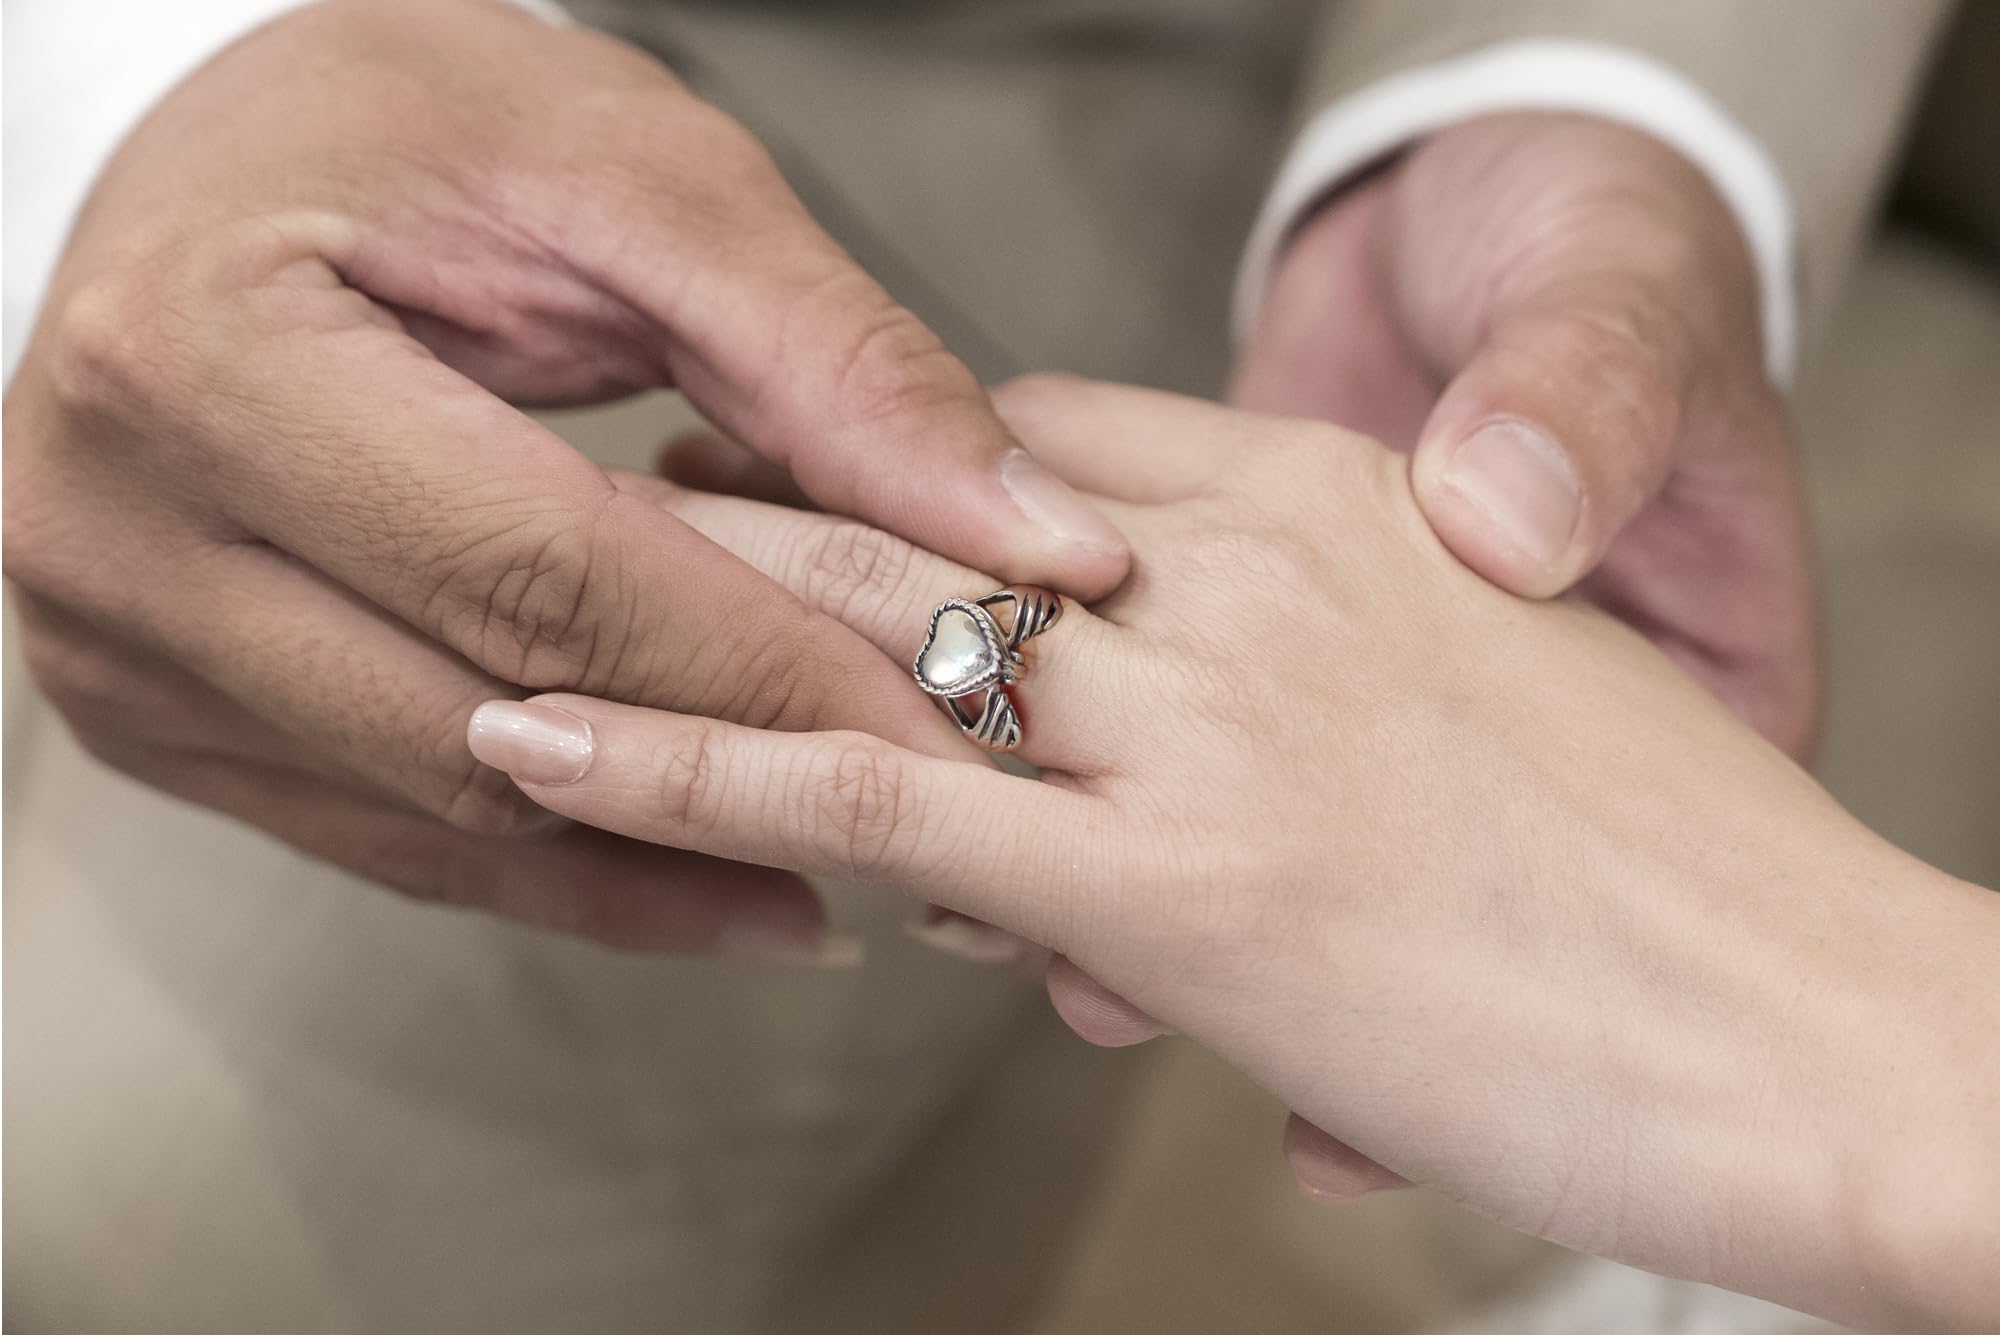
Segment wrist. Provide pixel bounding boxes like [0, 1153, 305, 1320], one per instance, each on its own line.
[1825, 855, 2000, 1333]
[1457, 753, 1992, 1332]
[1711, 829, 2000, 1332]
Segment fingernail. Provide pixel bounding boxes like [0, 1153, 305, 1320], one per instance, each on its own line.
[1291, 1165, 1370, 1203]
[905, 914, 1026, 965]
[713, 921, 867, 969]
[999, 449, 1125, 554]
[1434, 418, 1580, 574]
[466, 701, 593, 786]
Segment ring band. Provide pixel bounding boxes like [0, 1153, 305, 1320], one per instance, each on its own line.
[912, 585, 1062, 751]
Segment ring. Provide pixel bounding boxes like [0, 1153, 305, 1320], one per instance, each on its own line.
[912, 585, 1062, 752]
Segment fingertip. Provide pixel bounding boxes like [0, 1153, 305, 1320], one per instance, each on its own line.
[996, 448, 1132, 596]
[1014, 538, 1131, 604]
[1045, 953, 1170, 1047]
[1282, 1114, 1408, 1202]
[466, 698, 595, 786]
[906, 910, 1029, 965]
[1412, 415, 1584, 599]
[1414, 296, 1697, 602]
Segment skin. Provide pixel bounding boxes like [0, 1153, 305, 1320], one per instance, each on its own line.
[1, 0, 1127, 959]
[468, 377, 1999, 1335]
[1234, 112, 1819, 754]
[6, 5, 1855, 1295]
[661, 111, 1826, 1194]
[1231, 110, 1823, 1197]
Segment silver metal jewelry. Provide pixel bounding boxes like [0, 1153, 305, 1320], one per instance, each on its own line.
[911, 585, 1062, 752]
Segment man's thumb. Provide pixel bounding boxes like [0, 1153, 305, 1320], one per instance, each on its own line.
[1410, 301, 1692, 599]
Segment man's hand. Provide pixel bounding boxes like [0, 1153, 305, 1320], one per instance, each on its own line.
[1, 0, 1126, 956]
[1233, 112, 1818, 754]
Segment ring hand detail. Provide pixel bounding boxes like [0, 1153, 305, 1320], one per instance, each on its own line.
[912, 586, 1062, 751]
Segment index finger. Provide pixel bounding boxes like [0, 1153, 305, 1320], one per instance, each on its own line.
[467, 693, 1095, 947]
[547, 111, 1132, 598]
[151, 228, 963, 754]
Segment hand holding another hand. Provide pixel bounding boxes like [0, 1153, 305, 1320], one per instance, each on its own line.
[2, 0, 1125, 955]
[1219, 104, 1833, 1214]
[471, 377, 1997, 1333]
[1235, 112, 1820, 753]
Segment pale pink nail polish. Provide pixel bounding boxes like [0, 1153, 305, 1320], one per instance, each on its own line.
[466, 701, 593, 786]
[999, 449, 1125, 554]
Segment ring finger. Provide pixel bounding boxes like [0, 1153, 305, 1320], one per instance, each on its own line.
[613, 470, 1128, 776]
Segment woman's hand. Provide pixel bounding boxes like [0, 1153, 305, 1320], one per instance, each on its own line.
[2, 0, 1123, 955]
[466, 378, 1998, 1332]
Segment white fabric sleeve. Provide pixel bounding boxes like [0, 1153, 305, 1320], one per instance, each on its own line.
[2, 0, 570, 379]
[1233, 38, 1800, 386]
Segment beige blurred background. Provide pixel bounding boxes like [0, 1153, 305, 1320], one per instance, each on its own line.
[5, 2, 1995, 1332]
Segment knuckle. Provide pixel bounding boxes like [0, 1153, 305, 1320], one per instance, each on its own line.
[587, 85, 761, 170]
[677, 99, 771, 171]
[1222, 427, 1344, 520]
[796, 520, 914, 625]
[1539, 302, 1688, 429]
[1180, 529, 1315, 600]
[829, 302, 975, 430]
[42, 270, 182, 417]
[1570, 298, 1679, 369]
[582, 96, 783, 249]
[1249, 427, 1349, 493]
[651, 722, 727, 838]
[804, 736, 911, 881]
[696, 615, 840, 732]
[759, 282, 977, 468]
[436, 493, 637, 692]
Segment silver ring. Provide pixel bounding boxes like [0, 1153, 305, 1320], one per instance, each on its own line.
[912, 585, 1062, 752]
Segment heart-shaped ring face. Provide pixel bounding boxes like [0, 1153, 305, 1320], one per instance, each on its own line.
[913, 601, 1011, 697]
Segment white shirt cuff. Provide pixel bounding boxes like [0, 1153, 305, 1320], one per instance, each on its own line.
[1233, 38, 1799, 386]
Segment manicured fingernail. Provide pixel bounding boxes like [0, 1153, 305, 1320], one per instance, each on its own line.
[905, 913, 1026, 965]
[467, 701, 593, 785]
[713, 921, 867, 969]
[1291, 1164, 1369, 1202]
[1435, 418, 1579, 574]
[999, 449, 1125, 554]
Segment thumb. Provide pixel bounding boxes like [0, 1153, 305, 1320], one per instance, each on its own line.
[568, 108, 1130, 598]
[1410, 297, 1694, 599]
[671, 259, 1133, 599]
